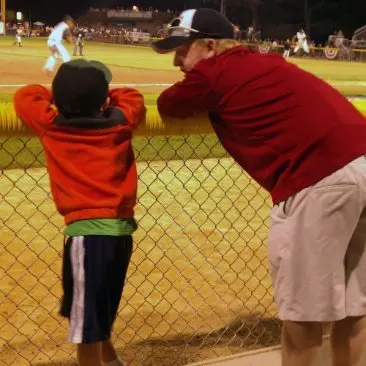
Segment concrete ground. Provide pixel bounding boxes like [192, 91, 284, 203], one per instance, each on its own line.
[186, 336, 365, 366]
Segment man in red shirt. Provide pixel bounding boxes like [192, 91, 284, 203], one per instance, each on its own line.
[153, 8, 366, 366]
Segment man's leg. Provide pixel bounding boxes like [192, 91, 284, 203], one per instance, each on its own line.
[331, 316, 366, 366]
[303, 42, 310, 54]
[331, 190, 366, 366]
[268, 158, 366, 366]
[282, 321, 323, 366]
[57, 43, 71, 63]
[77, 343, 103, 366]
[43, 48, 58, 74]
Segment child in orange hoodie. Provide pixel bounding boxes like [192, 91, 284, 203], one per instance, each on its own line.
[14, 59, 145, 366]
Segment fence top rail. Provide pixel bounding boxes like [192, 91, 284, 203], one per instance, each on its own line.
[0, 103, 213, 137]
[0, 101, 365, 138]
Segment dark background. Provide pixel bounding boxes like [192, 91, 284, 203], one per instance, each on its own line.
[6, 0, 366, 41]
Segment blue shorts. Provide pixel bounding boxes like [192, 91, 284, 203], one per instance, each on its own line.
[60, 235, 132, 344]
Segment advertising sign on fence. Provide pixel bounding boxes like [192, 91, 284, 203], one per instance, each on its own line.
[0, 21, 4, 35]
[107, 10, 153, 19]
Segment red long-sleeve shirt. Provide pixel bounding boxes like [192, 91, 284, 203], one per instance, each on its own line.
[158, 46, 366, 204]
[14, 85, 145, 224]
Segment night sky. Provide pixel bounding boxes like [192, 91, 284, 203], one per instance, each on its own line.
[6, 0, 366, 40]
[7, 0, 193, 23]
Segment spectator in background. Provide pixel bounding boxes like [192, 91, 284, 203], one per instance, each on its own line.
[272, 39, 278, 51]
[233, 25, 240, 40]
[283, 38, 291, 58]
[247, 24, 254, 40]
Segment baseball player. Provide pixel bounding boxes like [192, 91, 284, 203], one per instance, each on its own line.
[73, 30, 85, 56]
[294, 28, 309, 54]
[43, 15, 75, 75]
[13, 27, 23, 47]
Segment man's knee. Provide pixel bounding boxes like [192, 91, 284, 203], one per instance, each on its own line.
[283, 321, 323, 350]
[333, 316, 366, 337]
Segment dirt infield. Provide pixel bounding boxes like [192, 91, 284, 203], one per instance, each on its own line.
[0, 53, 180, 95]
[0, 150, 278, 365]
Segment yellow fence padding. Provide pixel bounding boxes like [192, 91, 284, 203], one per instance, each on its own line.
[0, 103, 213, 137]
[0, 101, 365, 137]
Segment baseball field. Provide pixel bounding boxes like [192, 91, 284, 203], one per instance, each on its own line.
[0, 36, 366, 366]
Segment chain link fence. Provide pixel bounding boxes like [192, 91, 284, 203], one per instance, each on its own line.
[0, 134, 281, 366]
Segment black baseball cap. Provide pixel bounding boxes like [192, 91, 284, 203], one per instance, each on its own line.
[152, 8, 235, 54]
[52, 59, 112, 117]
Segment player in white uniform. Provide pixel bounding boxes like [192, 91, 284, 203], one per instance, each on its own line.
[294, 28, 310, 54]
[13, 27, 23, 47]
[43, 15, 75, 75]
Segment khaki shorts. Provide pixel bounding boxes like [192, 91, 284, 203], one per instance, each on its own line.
[268, 155, 366, 322]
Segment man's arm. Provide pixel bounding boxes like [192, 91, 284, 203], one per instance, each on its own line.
[157, 67, 218, 119]
[109, 88, 145, 129]
[64, 28, 73, 43]
[14, 85, 58, 135]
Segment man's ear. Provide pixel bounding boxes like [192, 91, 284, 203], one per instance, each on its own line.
[206, 39, 217, 58]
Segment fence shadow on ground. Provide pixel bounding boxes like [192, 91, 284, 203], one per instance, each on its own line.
[32, 314, 281, 366]
[123, 313, 282, 366]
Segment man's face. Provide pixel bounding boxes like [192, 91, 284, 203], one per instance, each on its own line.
[173, 40, 215, 73]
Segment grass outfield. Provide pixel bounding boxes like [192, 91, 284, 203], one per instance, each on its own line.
[0, 36, 365, 77]
[0, 36, 366, 95]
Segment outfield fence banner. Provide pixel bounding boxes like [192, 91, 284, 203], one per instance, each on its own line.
[89, 34, 366, 62]
[0, 21, 4, 35]
[0, 105, 280, 365]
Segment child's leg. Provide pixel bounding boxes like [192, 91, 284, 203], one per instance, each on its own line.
[102, 340, 125, 365]
[77, 343, 103, 366]
[102, 236, 133, 366]
[102, 339, 118, 363]
[60, 236, 133, 366]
